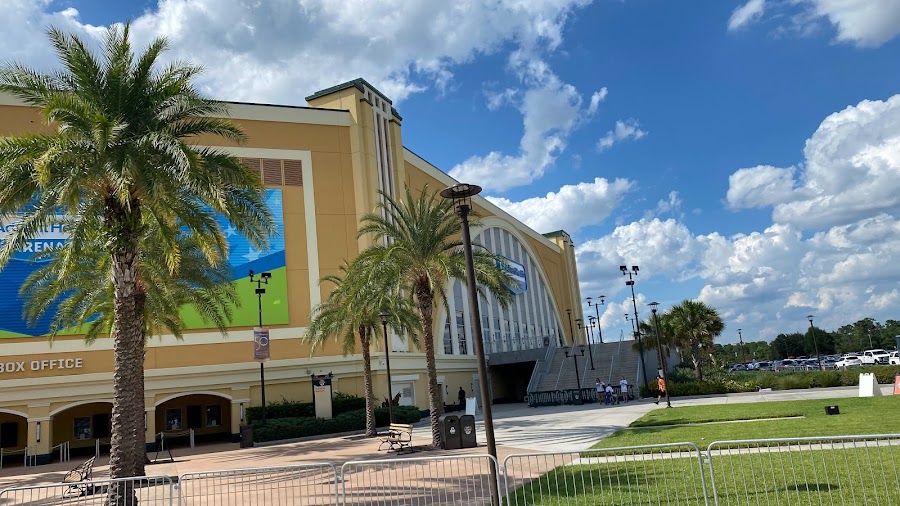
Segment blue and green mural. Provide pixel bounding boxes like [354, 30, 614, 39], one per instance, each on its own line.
[0, 189, 289, 338]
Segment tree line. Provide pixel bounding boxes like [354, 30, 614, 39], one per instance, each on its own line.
[714, 317, 900, 363]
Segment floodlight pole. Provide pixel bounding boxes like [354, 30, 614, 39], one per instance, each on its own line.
[807, 315, 822, 370]
[621, 265, 649, 395]
[250, 270, 271, 425]
[379, 312, 394, 424]
[649, 302, 672, 408]
[440, 183, 500, 506]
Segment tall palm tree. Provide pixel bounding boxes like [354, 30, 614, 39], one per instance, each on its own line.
[357, 186, 515, 448]
[305, 255, 420, 436]
[0, 25, 272, 493]
[666, 300, 724, 381]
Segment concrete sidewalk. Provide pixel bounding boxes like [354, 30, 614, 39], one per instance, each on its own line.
[0, 384, 891, 488]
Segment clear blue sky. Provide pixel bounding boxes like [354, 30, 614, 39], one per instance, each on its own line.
[6, 0, 900, 344]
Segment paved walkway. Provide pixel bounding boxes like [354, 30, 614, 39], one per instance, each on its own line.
[0, 385, 891, 488]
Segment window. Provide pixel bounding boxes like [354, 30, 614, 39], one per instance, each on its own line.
[73, 417, 91, 440]
[456, 311, 467, 355]
[1, 422, 19, 448]
[206, 405, 222, 427]
[165, 408, 182, 431]
[443, 321, 453, 354]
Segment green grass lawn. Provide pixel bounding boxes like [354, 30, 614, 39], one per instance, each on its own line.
[595, 396, 900, 449]
[503, 396, 900, 504]
[508, 446, 900, 506]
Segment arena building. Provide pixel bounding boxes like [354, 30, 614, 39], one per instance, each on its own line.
[0, 79, 585, 465]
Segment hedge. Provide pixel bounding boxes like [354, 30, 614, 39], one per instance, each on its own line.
[246, 392, 368, 424]
[251, 406, 422, 442]
[641, 365, 900, 398]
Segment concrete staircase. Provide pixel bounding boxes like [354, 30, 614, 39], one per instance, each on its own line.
[532, 341, 653, 393]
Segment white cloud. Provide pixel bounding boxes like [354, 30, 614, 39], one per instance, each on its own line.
[806, 0, 900, 47]
[728, 0, 767, 31]
[450, 51, 598, 191]
[726, 165, 796, 209]
[485, 177, 634, 234]
[724, 95, 900, 229]
[644, 191, 683, 220]
[587, 87, 608, 115]
[597, 119, 647, 151]
[1, 0, 595, 105]
[728, 0, 900, 47]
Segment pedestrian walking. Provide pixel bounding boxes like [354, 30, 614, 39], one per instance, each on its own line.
[655, 375, 667, 405]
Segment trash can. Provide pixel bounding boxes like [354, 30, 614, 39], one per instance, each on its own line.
[459, 414, 477, 449]
[572, 389, 583, 405]
[240, 425, 254, 448]
[439, 415, 461, 450]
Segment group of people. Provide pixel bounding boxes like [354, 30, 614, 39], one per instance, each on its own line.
[595, 377, 630, 405]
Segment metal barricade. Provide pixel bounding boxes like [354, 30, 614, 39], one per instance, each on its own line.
[503, 443, 708, 506]
[178, 463, 339, 505]
[706, 433, 900, 506]
[340, 454, 501, 505]
[0, 475, 175, 505]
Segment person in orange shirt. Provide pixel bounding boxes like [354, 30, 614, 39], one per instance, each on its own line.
[655, 375, 666, 405]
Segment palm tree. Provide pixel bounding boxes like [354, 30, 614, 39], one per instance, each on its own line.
[666, 300, 724, 381]
[0, 25, 272, 492]
[357, 186, 515, 448]
[305, 255, 420, 436]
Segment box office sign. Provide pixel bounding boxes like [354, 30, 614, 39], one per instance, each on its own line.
[253, 327, 270, 363]
[0, 357, 84, 375]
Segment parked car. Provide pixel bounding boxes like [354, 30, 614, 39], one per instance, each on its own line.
[860, 349, 890, 365]
[822, 358, 837, 368]
[835, 356, 863, 369]
[756, 361, 773, 371]
[889, 351, 900, 366]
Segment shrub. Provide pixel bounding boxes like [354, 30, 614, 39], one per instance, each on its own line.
[640, 365, 900, 398]
[251, 406, 422, 442]
[246, 392, 372, 423]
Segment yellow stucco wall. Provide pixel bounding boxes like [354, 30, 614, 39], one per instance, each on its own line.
[0, 83, 581, 444]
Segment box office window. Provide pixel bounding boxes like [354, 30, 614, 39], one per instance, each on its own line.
[93, 413, 110, 439]
[165, 409, 182, 431]
[0, 422, 18, 448]
[206, 405, 222, 427]
[73, 417, 91, 440]
[186, 405, 202, 430]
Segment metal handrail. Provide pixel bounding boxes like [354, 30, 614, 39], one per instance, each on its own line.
[51, 441, 70, 463]
[525, 359, 544, 394]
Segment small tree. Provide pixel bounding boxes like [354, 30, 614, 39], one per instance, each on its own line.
[666, 300, 724, 381]
[305, 255, 419, 436]
[357, 186, 515, 448]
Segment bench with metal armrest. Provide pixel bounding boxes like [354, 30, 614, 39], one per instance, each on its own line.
[378, 423, 415, 453]
[62, 456, 95, 497]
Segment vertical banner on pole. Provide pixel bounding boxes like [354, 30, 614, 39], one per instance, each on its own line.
[253, 327, 270, 362]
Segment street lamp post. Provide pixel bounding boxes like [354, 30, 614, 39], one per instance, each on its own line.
[648, 302, 672, 408]
[738, 328, 746, 364]
[566, 309, 576, 346]
[621, 265, 649, 395]
[576, 318, 595, 370]
[379, 311, 394, 425]
[250, 270, 271, 425]
[807, 315, 822, 370]
[440, 183, 499, 506]
[564, 345, 586, 390]
[587, 296, 605, 343]
[585, 316, 596, 369]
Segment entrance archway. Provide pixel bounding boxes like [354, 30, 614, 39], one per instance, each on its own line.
[154, 393, 231, 447]
[0, 409, 28, 466]
[50, 401, 113, 458]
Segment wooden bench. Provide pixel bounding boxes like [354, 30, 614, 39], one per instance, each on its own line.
[378, 423, 414, 453]
[62, 456, 95, 497]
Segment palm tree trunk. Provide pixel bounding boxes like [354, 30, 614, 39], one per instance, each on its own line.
[132, 291, 147, 478]
[106, 204, 144, 506]
[415, 281, 443, 449]
[691, 341, 703, 382]
[360, 328, 377, 437]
